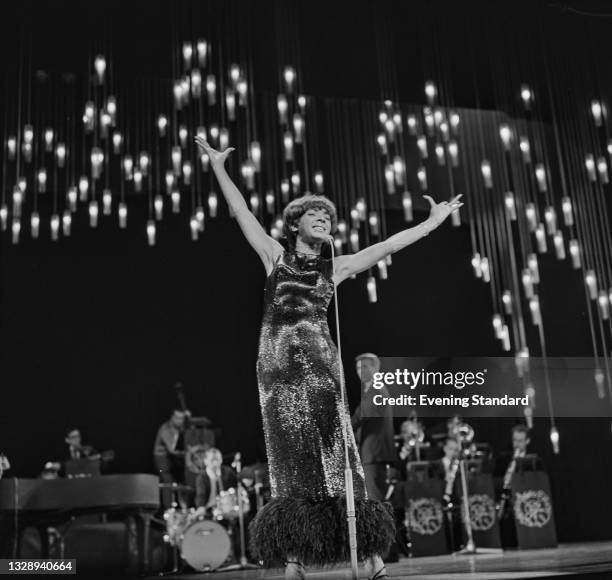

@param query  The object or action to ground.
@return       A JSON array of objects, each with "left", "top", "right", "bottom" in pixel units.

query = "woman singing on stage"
[{"left": 195, "top": 136, "right": 463, "bottom": 580}]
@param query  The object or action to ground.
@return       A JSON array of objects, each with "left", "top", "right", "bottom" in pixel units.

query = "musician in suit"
[
  {"left": 194, "top": 448, "right": 238, "bottom": 510},
  {"left": 64, "top": 428, "right": 97, "bottom": 460},
  {"left": 153, "top": 409, "right": 190, "bottom": 507},
  {"left": 350, "top": 353, "right": 397, "bottom": 502}
]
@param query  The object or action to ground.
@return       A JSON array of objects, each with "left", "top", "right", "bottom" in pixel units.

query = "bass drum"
[{"left": 180, "top": 519, "right": 231, "bottom": 571}]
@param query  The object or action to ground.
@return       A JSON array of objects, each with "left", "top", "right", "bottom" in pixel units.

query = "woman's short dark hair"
[{"left": 282, "top": 194, "right": 338, "bottom": 249}]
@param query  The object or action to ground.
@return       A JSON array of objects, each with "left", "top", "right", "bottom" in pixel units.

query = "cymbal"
[{"left": 158, "top": 483, "right": 194, "bottom": 492}]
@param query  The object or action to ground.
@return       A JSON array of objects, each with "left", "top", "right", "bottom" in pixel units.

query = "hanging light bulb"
[
  {"left": 50, "top": 213, "right": 60, "bottom": 241},
  {"left": 501, "top": 324, "right": 511, "bottom": 351},
  {"left": 200, "top": 152, "right": 210, "bottom": 172},
  {"left": 525, "top": 202, "right": 537, "bottom": 232},
  {"left": 597, "top": 156, "right": 609, "bottom": 184},
  {"left": 91, "top": 147, "right": 104, "bottom": 179},
  {"left": 439, "top": 121, "right": 449, "bottom": 143},
  {"left": 550, "top": 427, "right": 560, "bottom": 454},
  {"left": 67, "top": 186, "right": 77, "bottom": 212},
  {"left": 481, "top": 257, "right": 490, "bottom": 282},
  {"left": 219, "top": 128, "right": 229, "bottom": 150},
  {"left": 598, "top": 290, "right": 610, "bottom": 320},
  {"left": 277, "top": 94, "right": 288, "bottom": 123},
  {"left": 377, "top": 259, "right": 388, "bottom": 280},
  {"left": 377, "top": 134, "right": 388, "bottom": 155},
  {"left": 435, "top": 144, "right": 445, "bottom": 166},
  {"left": 384, "top": 118, "right": 395, "bottom": 140},
  {"left": 519, "top": 136, "right": 531, "bottom": 164},
  {"left": 157, "top": 114, "right": 168, "bottom": 137},
  {"left": 350, "top": 208, "right": 359, "bottom": 229},
  {"left": 393, "top": 112, "right": 403, "bottom": 133},
  {"left": 89, "top": 200, "right": 99, "bottom": 227},
  {"left": 37, "top": 168, "right": 47, "bottom": 193},
  {"left": 529, "top": 296, "right": 541, "bottom": 326},
  {"left": 99, "top": 111, "right": 111, "bottom": 138},
  {"left": 355, "top": 198, "right": 366, "bottom": 221},
  {"left": 191, "top": 69, "right": 202, "bottom": 98},
  {"left": 112, "top": 132, "right": 122, "bottom": 155},
  {"left": 79, "top": 175, "right": 89, "bottom": 201},
  {"left": 196, "top": 206, "right": 205, "bottom": 231},
  {"left": 172, "top": 147, "right": 182, "bottom": 175},
  {"left": 147, "top": 220, "right": 156, "bottom": 246},
  {"left": 7, "top": 135, "right": 16, "bottom": 159},
  {"left": 417, "top": 167, "right": 427, "bottom": 191},
  {"left": 123, "top": 155, "right": 133, "bottom": 180},
  {"left": 528, "top": 253, "right": 540, "bottom": 283},
  {"left": 433, "top": 108, "right": 444, "bottom": 127},
  {"left": 535, "top": 223, "right": 547, "bottom": 253},
  {"left": 241, "top": 160, "right": 256, "bottom": 190},
  {"left": 521, "top": 268, "right": 534, "bottom": 298},
  {"left": 449, "top": 111, "right": 460, "bottom": 133},
  {"left": 153, "top": 194, "right": 163, "bottom": 220},
  {"left": 265, "top": 190, "right": 275, "bottom": 214},
  {"left": 424, "top": 80, "right": 437, "bottom": 105},
  {"left": 281, "top": 179, "right": 290, "bottom": 203},
  {"left": 22, "top": 142, "right": 32, "bottom": 163},
  {"left": 369, "top": 211, "right": 379, "bottom": 236},
  {"left": 350, "top": 229, "right": 359, "bottom": 252},
  {"left": 176, "top": 125, "right": 188, "bottom": 149},
  {"left": 585, "top": 270, "right": 597, "bottom": 299},
  {"left": 291, "top": 171, "right": 301, "bottom": 193},
  {"left": 544, "top": 206, "right": 557, "bottom": 234},
  {"left": 206, "top": 74, "right": 217, "bottom": 105},
  {"left": 171, "top": 190, "right": 181, "bottom": 213},
  {"left": 595, "top": 368, "right": 606, "bottom": 399},
  {"left": 118, "top": 202, "right": 127, "bottom": 228},
  {"left": 535, "top": 164, "right": 547, "bottom": 192},
  {"left": 62, "top": 210, "right": 72, "bottom": 236},
  {"left": 44, "top": 128, "right": 54, "bottom": 152},
  {"left": 297, "top": 95, "right": 307, "bottom": 111},
  {"left": 471, "top": 253, "right": 482, "bottom": 278},
  {"left": 102, "top": 189, "right": 112, "bottom": 215},
  {"left": 30, "top": 212, "right": 40, "bottom": 239},
  {"left": 12, "top": 218, "right": 21, "bottom": 244},
  {"left": 182, "top": 42, "right": 193, "bottom": 68},
  {"left": 481, "top": 160, "right": 493, "bottom": 188},
  {"left": 182, "top": 161, "right": 192, "bottom": 185},
  {"left": 190, "top": 215, "right": 200, "bottom": 240},
  {"left": 23, "top": 124, "right": 34, "bottom": 144},
  {"left": 139, "top": 151, "right": 150, "bottom": 175},
  {"left": 499, "top": 124, "right": 512, "bottom": 150},
  {"left": 553, "top": 231, "right": 565, "bottom": 260},
  {"left": 314, "top": 171, "right": 324, "bottom": 193},
  {"left": 569, "top": 239, "right": 581, "bottom": 269},
  {"left": 520, "top": 84, "right": 533, "bottom": 111},
  {"left": 283, "top": 66, "right": 296, "bottom": 93},
  {"left": 561, "top": 196, "right": 573, "bottom": 226},
  {"left": 173, "top": 80, "right": 184, "bottom": 108},
  {"left": 250, "top": 141, "right": 262, "bottom": 171},
  {"left": 502, "top": 290, "right": 513, "bottom": 315},
  {"left": 385, "top": 165, "right": 396, "bottom": 194},
  {"left": 283, "top": 131, "right": 294, "bottom": 161},
  {"left": 367, "top": 276, "right": 377, "bottom": 303},
  {"left": 106, "top": 96, "right": 117, "bottom": 122},
  {"left": 423, "top": 108, "right": 434, "bottom": 136},
  {"left": 196, "top": 39, "right": 208, "bottom": 67},
  {"left": 208, "top": 191, "right": 218, "bottom": 217},
  {"left": 393, "top": 156, "right": 405, "bottom": 186},
  {"left": 448, "top": 141, "right": 459, "bottom": 166},
  {"left": 585, "top": 154, "right": 596, "bottom": 182},
  {"left": 293, "top": 114, "right": 305, "bottom": 143},
  {"left": 0, "top": 204, "right": 7, "bottom": 231},
  {"left": 249, "top": 192, "right": 260, "bottom": 215},
  {"left": 492, "top": 313, "right": 504, "bottom": 339},
  {"left": 417, "top": 135, "right": 428, "bottom": 158},
  {"left": 94, "top": 55, "right": 106, "bottom": 83},
  {"left": 133, "top": 169, "right": 143, "bottom": 192},
  {"left": 225, "top": 90, "right": 236, "bottom": 121},
  {"left": 337, "top": 220, "right": 348, "bottom": 243},
  {"left": 504, "top": 191, "right": 517, "bottom": 220},
  {"left": 591, "top": 100, "right": 603, "bottom": 127},
  {"left": 406, "top": 114, "right": 418, "bottom": 136}
]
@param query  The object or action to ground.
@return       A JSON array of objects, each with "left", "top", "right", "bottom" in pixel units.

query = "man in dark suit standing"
[{"left": 351, "top": 353, "right": 397, "bottom": 502}]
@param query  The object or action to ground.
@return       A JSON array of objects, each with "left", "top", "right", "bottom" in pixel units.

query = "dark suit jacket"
[{"left": 195, "top": 465, "right": 238, "bottom": 507}]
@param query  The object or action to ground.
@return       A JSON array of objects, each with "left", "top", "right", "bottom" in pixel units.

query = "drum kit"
[{"left": 159, "top": 455, "right": 258, "bottom": 573}]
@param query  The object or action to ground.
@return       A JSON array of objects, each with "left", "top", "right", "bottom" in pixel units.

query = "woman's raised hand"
[
  {"left": 423, "top": 194, "right": 464, "bottom": 226},
  {"left": 195, "top": 136, "right": 235, "bottom": 167}
]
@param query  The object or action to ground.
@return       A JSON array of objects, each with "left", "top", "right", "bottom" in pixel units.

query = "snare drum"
[
  {"left": 213, "top": 487, "right": 251, "bottom": 520},
  {"left": 181, "top": 519, "right": 231, "bottom": 571}
]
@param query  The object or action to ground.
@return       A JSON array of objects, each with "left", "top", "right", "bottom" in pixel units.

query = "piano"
[{"left": 0, "top": 474, "right": 159, "bottom": 572}]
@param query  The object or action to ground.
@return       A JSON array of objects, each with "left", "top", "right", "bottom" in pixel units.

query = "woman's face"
[{"left": 295, "top": 207, "right": 332, "bottom": 244}]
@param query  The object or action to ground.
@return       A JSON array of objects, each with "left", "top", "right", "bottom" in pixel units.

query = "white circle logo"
[
  {"left": 408, "top": 497, "right": 444, "bottom": 535},
  {"left": 513, "top": 490, "right": 552, "bottom": 528}
]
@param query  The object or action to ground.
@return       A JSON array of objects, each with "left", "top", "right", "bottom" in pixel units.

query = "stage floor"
[{"left": 154, "top": 542, "right": 612, "bottom": 580}]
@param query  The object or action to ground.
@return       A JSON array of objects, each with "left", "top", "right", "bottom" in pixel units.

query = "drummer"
[{"left": 194, "top": 447, "right": 237, "bottom": 511}]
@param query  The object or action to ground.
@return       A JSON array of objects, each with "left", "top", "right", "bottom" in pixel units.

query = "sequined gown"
[{"left": 249, "top": 251, "right": 394, "bottom": 566}]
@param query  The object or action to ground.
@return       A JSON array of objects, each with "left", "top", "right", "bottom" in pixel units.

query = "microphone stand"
[
  {"left": 329, "top": 238, "right": 359, "bottom": 580},
  {"left": 217, "top": 452, "right": 260, "bottom": 572}
]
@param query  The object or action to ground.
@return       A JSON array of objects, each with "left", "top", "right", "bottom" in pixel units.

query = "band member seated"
[
  {"left": 64, "top": 428, "right": 97, "bottom": 460},
  {"left": 153, "top": 409, "right": 190, "bottom": 507},
  {"left": 350, "top": 352, "right": 397, "bottom": 502},
  {"left": 431, "top": 436, "right": 463, "bottom": 551},
  {"left": 194, "top": 448, "right": 238, "bottom": 511}
]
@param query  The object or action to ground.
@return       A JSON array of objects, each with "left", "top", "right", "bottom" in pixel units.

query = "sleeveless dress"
[{"left": 249, "top": 251, "right": 395, "bottom": 566}]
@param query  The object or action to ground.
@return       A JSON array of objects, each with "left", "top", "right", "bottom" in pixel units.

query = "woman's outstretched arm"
[
  {"left": 195, "top": 137, "right": 283, "bottom": 275},
  {"left": 332, "top": 194, "right": 464, "bottom": 285}
]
